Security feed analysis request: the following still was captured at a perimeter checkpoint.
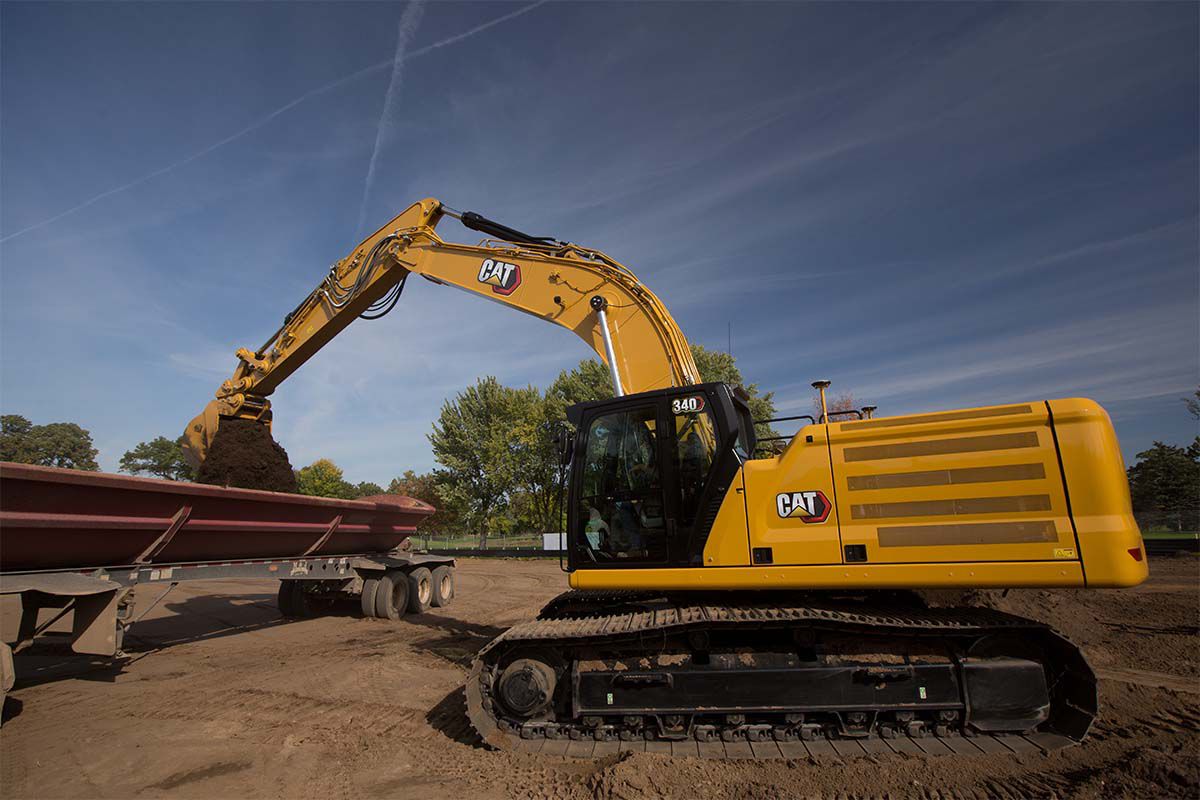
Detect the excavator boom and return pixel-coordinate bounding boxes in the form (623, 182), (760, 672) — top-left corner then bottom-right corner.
(183, 199), (698, 463)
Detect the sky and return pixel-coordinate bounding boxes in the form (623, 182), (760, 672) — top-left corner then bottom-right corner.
(2, 1), (1197, 484)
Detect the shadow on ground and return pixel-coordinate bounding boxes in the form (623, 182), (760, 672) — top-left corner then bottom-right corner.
(426, 686), (485, 747)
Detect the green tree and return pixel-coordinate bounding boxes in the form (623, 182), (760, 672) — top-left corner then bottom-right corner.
(0, 414), (100, 471)
(0, 415), (36, 462)
(388, 469), (460, 534)
(547, 358), (614, 408)
(509, 386), (564, 535)
(388, 469), (441, 504)
(1127, 440), (1200, 532)
(429, 377), (527, 547)
(295, 458), (356, 499)
(689, 344), (777, 446)
(119, 436), (196, 481)
(352, 481), (385, 498)
(1185, 387), (1199, 420)
(547, 345), (778, 439)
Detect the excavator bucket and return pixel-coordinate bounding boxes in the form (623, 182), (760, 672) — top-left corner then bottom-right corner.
(181, 400), (223, 468)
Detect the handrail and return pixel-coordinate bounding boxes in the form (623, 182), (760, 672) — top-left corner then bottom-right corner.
(754, 414), (816, 426)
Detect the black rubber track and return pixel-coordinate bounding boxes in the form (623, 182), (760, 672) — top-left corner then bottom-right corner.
(465, 591), (1097, 759)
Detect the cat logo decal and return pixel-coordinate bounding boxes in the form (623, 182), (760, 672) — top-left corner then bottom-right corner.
(776, 490), (831, 523)
(477, 258), (522, 295)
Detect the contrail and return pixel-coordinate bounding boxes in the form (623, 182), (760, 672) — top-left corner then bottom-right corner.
(0, 0), (551, 245)
(356, 1), (425, 238)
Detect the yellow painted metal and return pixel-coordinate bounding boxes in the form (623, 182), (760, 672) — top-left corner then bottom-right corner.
(575, 398), (1145, 591)
(568, 559), (1086, 591)
(742, 426), (843, 566)
(183, 198), (698, 463)
(700, 469), (750, 567)
(827, 402), (1077, 566)
(1047, 398), (1147, 588)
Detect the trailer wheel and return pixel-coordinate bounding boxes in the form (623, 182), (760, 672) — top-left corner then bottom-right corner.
(0, 641), (14, 728)
(374, 571), (410, 620)
(406, 567), (434, 614)
(277, 581), (299, 618)
(430, 566), (455, 608)
(290, 583), (320, 618)
(360, 575), (382, 618)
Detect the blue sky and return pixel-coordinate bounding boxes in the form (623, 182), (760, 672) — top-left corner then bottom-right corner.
(2, 2), (1197, 483)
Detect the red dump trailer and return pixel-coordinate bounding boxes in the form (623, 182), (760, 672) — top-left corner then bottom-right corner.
(0, 463), (456, 710)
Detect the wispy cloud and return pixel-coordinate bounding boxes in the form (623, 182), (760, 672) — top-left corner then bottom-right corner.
(3, 2), (1194, 477)
(773, 300), (1197, 414)
(0, 0), (550, 245)
(356, 1), (425, 237)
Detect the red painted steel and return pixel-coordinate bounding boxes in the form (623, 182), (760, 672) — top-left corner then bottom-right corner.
(0, 462), (433, 572)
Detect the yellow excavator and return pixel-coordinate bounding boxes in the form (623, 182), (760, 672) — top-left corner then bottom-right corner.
(185, 198), (1147, 755)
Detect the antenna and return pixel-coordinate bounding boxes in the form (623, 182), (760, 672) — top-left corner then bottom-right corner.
(812, 380), (831, 423)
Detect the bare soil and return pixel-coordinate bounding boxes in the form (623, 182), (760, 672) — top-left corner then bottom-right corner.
(2, 557), (1197, 800)
(194, 419), (297, 493)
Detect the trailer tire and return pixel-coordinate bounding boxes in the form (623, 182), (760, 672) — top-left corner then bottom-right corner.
(406, 567), (433, 614)
(0, 641), (14, 728)
(360, 575), (382, 618)
(290, 582), (319, 618)
(374, 571), (410, 620)
(430, 566), (455, 608)
(277, 581), (299, 618)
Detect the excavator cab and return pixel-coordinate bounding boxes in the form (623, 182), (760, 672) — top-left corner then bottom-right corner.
(564, 383), (753, 570)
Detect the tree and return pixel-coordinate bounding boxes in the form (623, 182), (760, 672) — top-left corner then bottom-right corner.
(547, 345), (779, 446)
(425, 348), (781, 541)
(1127, 440), (1200, 532)
(295, 458), (356, 499)
(119, 436), (196, 481)
(0, 414), (100, 471)
(547, 358), (614, 408)
(0, 415), (35, 462)
(429, 377), (527, 547)
(1185, 387), (1199, 420)
(690, 344), (777, 447)
(812, 390), (860, 422)
(509, 386), (565, 535)
(388, 470), (441, 505)
(388, 470), (459, 534)
(352, 481), (385, 498)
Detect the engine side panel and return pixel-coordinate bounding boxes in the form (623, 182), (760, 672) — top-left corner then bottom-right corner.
(827, 402), (1079, 567)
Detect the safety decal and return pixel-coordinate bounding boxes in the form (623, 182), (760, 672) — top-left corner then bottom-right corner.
(776, 490), (831, 523)
(477, 258), (522, 295)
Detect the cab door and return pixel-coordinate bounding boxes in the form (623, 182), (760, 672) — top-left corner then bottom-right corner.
(569, 401), (673, 568)
(659, 387), (751, 567)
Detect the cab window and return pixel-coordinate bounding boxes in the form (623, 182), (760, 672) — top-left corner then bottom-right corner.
(672, 399), (718, 526)
(576, 406), (666, 562)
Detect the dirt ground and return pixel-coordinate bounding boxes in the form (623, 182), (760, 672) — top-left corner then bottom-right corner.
(1, 556), (1197, 800)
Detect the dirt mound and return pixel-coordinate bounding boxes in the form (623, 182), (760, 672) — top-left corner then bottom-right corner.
(917, 587), (1097, 645)
(195, 418), (297, 492)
